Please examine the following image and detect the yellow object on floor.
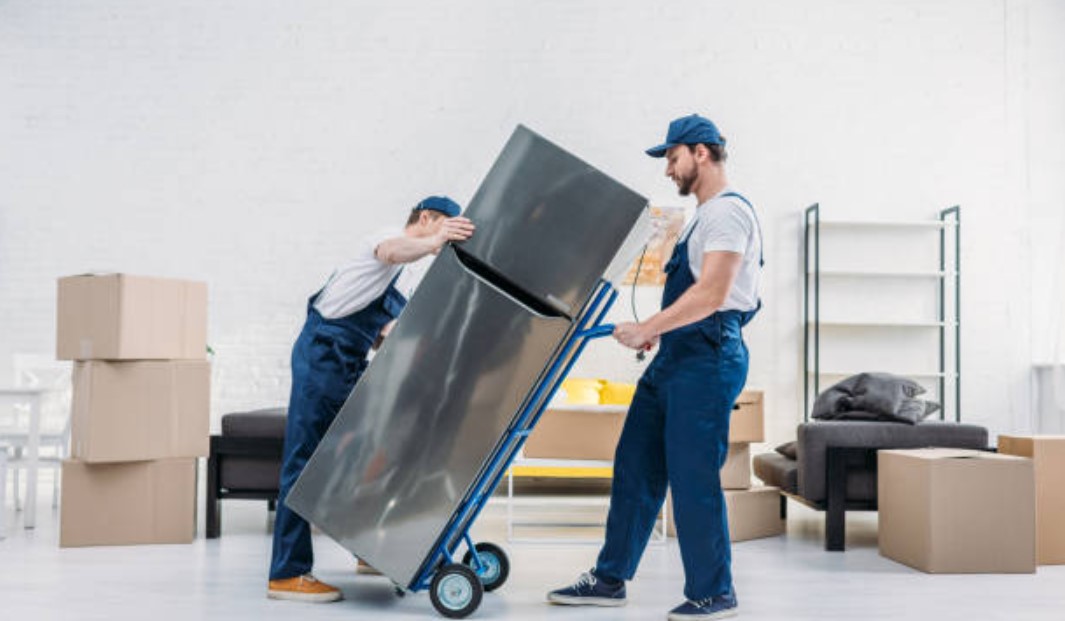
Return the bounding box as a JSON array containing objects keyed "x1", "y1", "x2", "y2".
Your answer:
[
  {"x1": 600, "y1": 381, "x2": 636, "y2": 405},
  {"x1": 560, "y1": 378, "x2": 603, "y2": 404}
]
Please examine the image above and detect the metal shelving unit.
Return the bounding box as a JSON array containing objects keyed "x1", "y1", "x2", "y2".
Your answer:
[{"x1": 803, "y1": 204, "x2": 961, "y2": 421}]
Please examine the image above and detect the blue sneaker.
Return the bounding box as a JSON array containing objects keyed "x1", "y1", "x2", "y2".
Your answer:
[
  {"x1": 546, "y1": 569, "x2": 627, "y2": 607},
  {"x1": 667, "y1": 588, "x2": 738, "y2": 620}
]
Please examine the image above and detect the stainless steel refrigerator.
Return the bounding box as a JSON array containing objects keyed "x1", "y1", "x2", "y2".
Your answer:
[{"x1": 286, "y1": 125, "x2": 648, "y2": 588}]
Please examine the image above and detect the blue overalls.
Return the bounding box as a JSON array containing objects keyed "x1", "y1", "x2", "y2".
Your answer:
[
  {"x1": 269, "y1": 276, "x2": 407, "y2": 580},
  {"x1": 596, "y1": 192, "x2": 761, "y2": 601}
]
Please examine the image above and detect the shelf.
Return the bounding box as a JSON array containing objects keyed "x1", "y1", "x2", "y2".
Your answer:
[
  {"x1": 818, "y1": 219, "x2": 956, "y2": 229},
  {"x1": 811, "y1": 269, "x2": 954, "y2": 278},
  {"x1": 812, "y1": 320, "x2": 953, "y2": 328},
  {"x1": 810, "y1": 370, "x2": 956, "y2": 379}
]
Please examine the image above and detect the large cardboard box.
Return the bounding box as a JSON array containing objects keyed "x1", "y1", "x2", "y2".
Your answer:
[
  {"x1": 70, "y1": 360, "x2": 210, "y2": 463},
  {"x1": 525, "y1": 390, "x2": 764, "y2": 460},
  {"x1": 878, "y1": 448, "x2": 1035, "y2": 573},
  {"x1": 997, "y1": 435, "x2": 1065, "y2": 564},
  {"x1": 60, "y1": 458, "x2": 197, "y2": 547},
  {"x1": 667, "y1": 486, "x2": 784, "y2": 541},
  {"x1": 523, "y1": 405, "x2": 626, "y2": 460},
  {"x1": 721, "y1": 443, "x2": 752, "y2": 490},
  {"x1": 57, "y1": 274, "x2": 207, "y2": 360},
  {"x1": 729, "y1": 390, "x2": 764, "y2": 443}
]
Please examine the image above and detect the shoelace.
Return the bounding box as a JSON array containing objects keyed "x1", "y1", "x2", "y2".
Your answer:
[
  {"x1": 690, "y1": 597, "x2": 714, "y2": 609},
  {"x1": 300, "y1": 574, "x2": 320, "y2": 585},
  {"x1": 574, "y1": 571, "x2": 598, "y2": 588}
]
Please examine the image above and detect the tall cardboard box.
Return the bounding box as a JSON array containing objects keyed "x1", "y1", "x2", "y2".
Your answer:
[
  {"x1": 60, "y1": 458, "x2": 197, "y2": 547},
  {"x1": 729, "y1": 390, "x2": 764, "y2": 443},
  {"x1": 57, "y1": 274, "x2": 207, "y2": 360},
  {"x1": 997, "y1": 435, "x2": 1065, "y2": 564},
  {"x1": 878, "y1": 448, "x2": 1035, "y2": 573},
  {"x1": 667, "y1": 486, "x2": 784, "y2": 542},
  {"x1": 70, "y1": 360, "x2": 210, "y2": 463},
  {"x1": 523, "y1": 405, "x2": 627, "y2": 460}
]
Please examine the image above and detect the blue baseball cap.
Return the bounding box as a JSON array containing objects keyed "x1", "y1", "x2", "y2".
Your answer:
[
  {"x1": 414, "y1": 195, "x2": 462, "y2": 218},
  {"x1": 645, "y1": 114, "x2": 726, "y2": 158}
]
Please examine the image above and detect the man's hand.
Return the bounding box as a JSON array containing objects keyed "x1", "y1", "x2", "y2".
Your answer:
[
  {"x1": 613, "y1": 322, "x2": 658, "y2": 351},
  {"x1": 433, "y1": 217, "x2": 476, "y2": 250}
]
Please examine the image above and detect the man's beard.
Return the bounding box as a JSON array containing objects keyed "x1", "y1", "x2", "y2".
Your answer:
[{"x1": 676, "y1": 168, "x2": 697, "y2": 196}]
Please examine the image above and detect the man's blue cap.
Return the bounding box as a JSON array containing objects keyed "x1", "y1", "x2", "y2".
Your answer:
[
  {"x1": 645, "y1": 114, "x2": 726, "y2": 158},
  {"x1": 414, "y1": 195, "x2": 462, "y2": 218}
]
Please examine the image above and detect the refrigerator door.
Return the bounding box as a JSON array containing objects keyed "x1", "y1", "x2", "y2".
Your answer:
[
  {"x1": 458, "y1": 125, "x2": 648, "y2": 317},
  {"x1": 285, "y1": 246, "x2": 573, "y2": 587}
]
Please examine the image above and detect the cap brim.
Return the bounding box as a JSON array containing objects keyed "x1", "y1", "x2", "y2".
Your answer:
[{"x1": 645, "y1": 142, "x2": 674, "y2": 158}]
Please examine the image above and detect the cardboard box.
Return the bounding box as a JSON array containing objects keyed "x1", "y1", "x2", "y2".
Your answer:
[
  {"x1": 878, "y1": 448, "x2": 1035, "y2": 573},
  {"x1": 667, "y1": 486, "x2": 784, "y2": 542},
  {"x1": 729, "y1": 390, "x2": 764, "y2": 443},
  {"x1": 57, "y1": 274, "x2": 207, "y2": 360},
  {"x1": 60, "y1": 458, "x2": 197, "y2": 547},
  {"x1": 721, "y1": 443, "x2": 752, "y2": 490},
  {"x1": 70, "y1": 360, "x2": 210, "y2": 463},
  {"x1": 523, "y1": 405, "x2": 626, "y2": 461},
  {"x1": 998, "y1": 435, "x2": 1065, "y2": 564},
  {"x1": 525, "y1": 390, "x2": 764, "y2": 461}
]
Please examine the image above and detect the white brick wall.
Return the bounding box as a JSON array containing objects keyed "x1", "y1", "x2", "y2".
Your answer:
[{"x1": 1, "y1": 0, "x2": 1063, "y2": 442}]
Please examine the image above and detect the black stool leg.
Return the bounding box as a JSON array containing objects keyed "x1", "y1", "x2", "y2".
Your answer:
[
  {"x1": 825, "y1": 447, "x2": 847, "y2": 551},
  {"x1": 206, "y1": 442, "x2": 221, "y2": 539}
]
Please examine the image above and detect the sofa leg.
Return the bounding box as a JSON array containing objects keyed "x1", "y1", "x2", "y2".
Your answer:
[
  {"x1": 779, "y1": 494, "x2": 788, "y2": 520},
  {"x1": 825, "y1": 447, "x2": 847, "y2": 551},
  {"x1": 268, "y1": 498, "x2": 277, "y2": 512},
  {"x1": 206, "y1": 450, "x2": 221, "y2": 539}
]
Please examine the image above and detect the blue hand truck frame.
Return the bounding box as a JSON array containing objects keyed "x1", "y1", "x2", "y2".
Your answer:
[{"x1": 401, "y1": 280, "x2": 621, "y2": 618}]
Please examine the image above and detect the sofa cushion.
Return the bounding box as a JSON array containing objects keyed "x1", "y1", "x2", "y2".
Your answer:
[
  {"x1": 221, "y1": 407, "x2": 287, "y2": 439},
  {"x1": 220, "y1": 458, "x2": 282, "y2": 492},
  {"x1": 797, "y1": 420, "x2": 988, "y2": 504},
  {"x1": 753, "y1": 452, "x2": 798, "y2": 494}
]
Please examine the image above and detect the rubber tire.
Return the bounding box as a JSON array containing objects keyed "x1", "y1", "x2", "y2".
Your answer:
[
  {"x1": 462, "y1": 542, "x2": 510, "y2": 592},
  {"x1": 429, "y1": 563, "x2": 483, "y2": 619}
]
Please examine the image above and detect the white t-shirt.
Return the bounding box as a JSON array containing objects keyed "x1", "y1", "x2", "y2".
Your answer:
[
  {"x1": 679, "y1": 188, "x2": 762, "y2": 312},
  {"x1": 313, "y1": 228, "x2": 432, "y2": 319}
]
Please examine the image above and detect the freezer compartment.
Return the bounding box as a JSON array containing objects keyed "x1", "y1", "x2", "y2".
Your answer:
[
  {"x1": 457, "y1": 125, "x2": 648, "y2": 316},
  {"x1": 285, "y1": 246, "x2": 573, "y2": 587}
]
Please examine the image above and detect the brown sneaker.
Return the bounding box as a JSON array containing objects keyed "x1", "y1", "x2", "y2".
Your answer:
[
  {"x1": 356, "y1": 558, "x2": 382, "y2": 576},
  {"x1": 267, "y1": 574, "x2": 342, "y2": 603}
]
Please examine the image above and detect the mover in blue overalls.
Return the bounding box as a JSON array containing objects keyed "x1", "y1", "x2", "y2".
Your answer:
[
  {"x1": 549, "y1": 114, "x2": 763, "y2": 621},
  {"x1": 267, "y1": 196, "x2": 474, "y2": 603}
]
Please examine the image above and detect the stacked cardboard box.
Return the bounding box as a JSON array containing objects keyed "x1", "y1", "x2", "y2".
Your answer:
[
  {"x1": 56, "y1": 274, "x2": 209, "y2": 547},
  {"x1": 878, "y1": 448, "x2": 1036, "y2": 573},
  {"x1": 666, "y1": 390, "x2": 784, "y2": 542},
  {"x1": 997, "y1": 436, "x2": 1065, "y2": 565}
]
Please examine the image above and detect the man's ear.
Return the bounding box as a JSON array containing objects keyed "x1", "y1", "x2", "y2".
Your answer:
[{"x1": 692, "y1": 143, "x2": 710, "y2": 163}]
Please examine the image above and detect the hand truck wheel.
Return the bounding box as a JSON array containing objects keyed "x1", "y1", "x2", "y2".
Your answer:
[
  {"x1": 429, "y1": 563, "x2": 483, "y2": 618},
  {"x1": 462, "y1": 542, "x2": 510, "y2": 592}
]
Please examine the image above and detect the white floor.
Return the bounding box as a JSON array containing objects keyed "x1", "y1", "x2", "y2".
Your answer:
[{"x1": 2, "y1": 490, "x2": 1064, "y2": 621}]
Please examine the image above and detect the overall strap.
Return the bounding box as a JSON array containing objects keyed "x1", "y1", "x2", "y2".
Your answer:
[{"x1": 719, "y1": 191, "x2": 765, "y2": 267}]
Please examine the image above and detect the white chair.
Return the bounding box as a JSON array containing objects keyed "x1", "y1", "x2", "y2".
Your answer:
[
  {"x1": 0, "y1": 356, "x2": 71, "y2": 526},
  {"x1": 0, "y1": 445, "x2": 8, "y2": 538}
]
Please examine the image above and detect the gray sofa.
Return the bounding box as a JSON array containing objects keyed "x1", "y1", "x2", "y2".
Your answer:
[
  {"x1": 753, "y1": 420, "x2": 988, "y2": 550},
  {"x1": 205, "y1": 407, "x2": 287, "y2": 538}
]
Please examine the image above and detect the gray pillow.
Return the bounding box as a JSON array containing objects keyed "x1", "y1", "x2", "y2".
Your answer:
[
  {"x1": 775, "y1": 441, "x2": 798, "y2": 460},
  {"x1": 896, "y1": 398, "x2": 941, "y2": 424}
]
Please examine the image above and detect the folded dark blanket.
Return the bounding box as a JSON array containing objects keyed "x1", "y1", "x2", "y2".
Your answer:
[{"x1": 812, "y1": 372, "x2": 939, "y2": 424}]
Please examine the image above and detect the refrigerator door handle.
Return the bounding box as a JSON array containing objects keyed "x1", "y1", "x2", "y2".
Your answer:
[{"x1": 451, "y1": 245, "x2": 572, "y2": 320}]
